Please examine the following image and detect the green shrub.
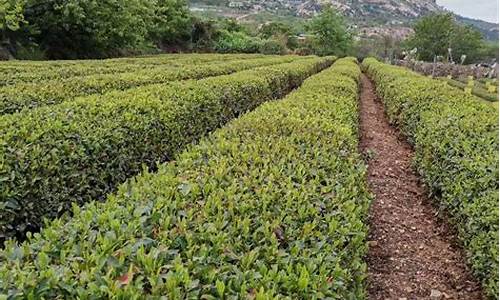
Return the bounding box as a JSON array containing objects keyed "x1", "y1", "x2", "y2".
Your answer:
[
  {"x1": 469, "y1": 87, "x2": 498, "y2": 103},
  {"x1": 0, "y1": 57, "x2": 334, "y2": 241},
  {"x1": 363, "y1": 57, "x2": 499, "y2": 299},
  {"x1": 295, "y1": 47, "x2": 314, "y2": 56},
  {"x1": 13, "y1": 44, "x2": 47, "y2": 61},
  {"x1": 214, "y1": 30, "x2": 263, "y2": 54},
  {"x1": 0, "y1": 56, "x2": 301, "y2": 114},
  {"x1": 0, "y1": 58, "x2": 370, "y2": 299},
  {"x1": 259, "y1": 39, "x2": 287, "y2": 55},
  {"x1": 444, "y1": 78, "x2": 498, "y2": 102}
]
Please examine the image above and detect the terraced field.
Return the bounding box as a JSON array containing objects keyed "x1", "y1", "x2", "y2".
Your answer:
[{"x1": 0, "y1": 54, "x2": 498, "y2": 299}]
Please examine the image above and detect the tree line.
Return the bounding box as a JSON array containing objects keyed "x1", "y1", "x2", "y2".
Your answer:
[
  {"x1": 0, "y1": 1, "x2": 497, "y2": 63},
  {"x1": 358, "y1": 13, "x2": 498, "y2": 64},
  {"x1": 0, "y1": 0, "x2": 353, "y2": 59},
  {"x1": 1, "y1": 0, "x2": 192, "y2": 59}
]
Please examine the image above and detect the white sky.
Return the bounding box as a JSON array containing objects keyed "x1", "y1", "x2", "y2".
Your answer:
[{"x1": 436, "y1": 0, "x2": 499, "y2": 23}]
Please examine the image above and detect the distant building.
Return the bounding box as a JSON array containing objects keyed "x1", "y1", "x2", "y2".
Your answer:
[{"x1": 228, "y1": 2, "x2": 244, "y2": 8}]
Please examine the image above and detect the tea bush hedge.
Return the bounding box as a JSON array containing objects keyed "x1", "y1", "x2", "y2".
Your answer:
[
  {"x1": 444, "y1": 78, "x2": 498, "y2": 103},
  {"x1": 0, "y1": 54, "x2": 267, "y2": 71},
  {"x1": 0, "y1": 58, "x2": 371, "y2": 299},
  {"x1": 0, "y1": 54, "x2": 271, "y2": 86},
  {"x1": 363, "y1": 58, "x2": 499, "y2": 299},
  {"x1": 0, "y1": 57, "x2": 333, "y2": 241},
  {"x1": 0, "y1": 56, "x2": 300, "y2": 114}
]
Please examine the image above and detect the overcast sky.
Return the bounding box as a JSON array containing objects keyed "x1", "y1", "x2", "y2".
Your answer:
[{"x1": 436, "y1": 0, "x2": 499, "y2": 23}]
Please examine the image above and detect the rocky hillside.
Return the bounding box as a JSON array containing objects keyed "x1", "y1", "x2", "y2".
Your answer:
[
  {"x1": 189, "y1": 0, "x2": 499, "y2": 40},
  {"x1": 304, "y1": 0, "x2": 441, "y2": 19}
]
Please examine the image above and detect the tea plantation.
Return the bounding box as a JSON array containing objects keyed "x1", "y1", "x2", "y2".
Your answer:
[{"x1": 0, "y1": 54, "x2": 498, "y2": 299}]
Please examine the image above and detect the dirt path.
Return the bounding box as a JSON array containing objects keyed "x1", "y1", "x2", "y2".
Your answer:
[{"x1": 358, "y1": 74, "x2": 484, "y2": 300}]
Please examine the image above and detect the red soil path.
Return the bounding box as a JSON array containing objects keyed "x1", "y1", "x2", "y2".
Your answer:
[{"x1": 358, "y1": 73, "x2": 484, "y2": 300}]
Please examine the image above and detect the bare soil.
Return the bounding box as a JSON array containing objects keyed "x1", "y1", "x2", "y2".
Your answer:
[{"x1": 358, "y1": 74, "x2": 484, "y2": 300}]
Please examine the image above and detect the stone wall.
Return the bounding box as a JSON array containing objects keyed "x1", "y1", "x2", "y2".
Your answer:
[{"x1": 394, "y1": 60, "x2": 499, "y2": 79}]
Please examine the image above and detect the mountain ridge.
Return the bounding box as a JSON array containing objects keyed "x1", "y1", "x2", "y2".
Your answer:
[{"x1": 189, "y1": 0, "x2": 499, "y2": 40}]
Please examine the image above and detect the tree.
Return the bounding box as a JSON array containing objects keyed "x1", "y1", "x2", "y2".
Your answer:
[
  {"x1": 20, "y1": 0, "x2": 156, "y2": 58},
  {"x1": 405, "y1": 13, "x2": 485, "y2": 63},
  {"x1": 1, "y1": 0, "x2": 193, "y2": 59},
  {"x1": 218, "y1": 18, "x2": 247, "y2": 33},
  {"x1": 307, "y1": 5, "x2": 353, "y2": 56},
  {"x1": 191, "y1": 18, "x2": 218, "y2": 51},
  {"x1": 214, "y1": 30, "x2": 261, "y2": 53},
  {"x1": 259, "y1": 22, "x2": 292, "y2": 39},
  {"x1": 478, "y1": 41, "x2": 499, "y2": 62},
  {"x1": 258, "y1": 21, "x2": 298, "y2": 50},
  {"x1": 354, "y1": 35, "x2": 403, "y2": 61},
  {"x1": 451, "y1": 24, "x2": 484, "y2": 63},
  {"x1": 0, "y1": 0, "x2": 26, "y2": 57},
  {"x1": 150, "y1": 0, "x2": 192, "y2": 47},
  {"x1": 259, "y1": 38, "x2": 287, "y2": 55},
  {"x1": 0, "y1": 0, "x2": 26, "y2": 32}
]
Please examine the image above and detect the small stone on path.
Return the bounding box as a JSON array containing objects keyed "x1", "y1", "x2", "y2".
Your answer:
[{"x1": 430, "y1": 289, "x2": 442, "y2": 299}]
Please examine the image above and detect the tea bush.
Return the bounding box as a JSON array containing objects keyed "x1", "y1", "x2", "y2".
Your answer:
[
  {"x1": 0, "y1": 57, "x2": 333, "y2": 241},
  {"x1": 0, "y1": 54, "x2": 270, "y2": 86},
  {"x1": 443, "y1": 78, "x2": 498, "y2": 103},
  {"x1": 0, "y1": 58, "x2": 371, "y2": 299},
  {"x1": 0, "y1": 56, "x2": 301, "y2": 114},
  {"x1": 363, "y1": 58, "x2": 499, "y2": 299}
]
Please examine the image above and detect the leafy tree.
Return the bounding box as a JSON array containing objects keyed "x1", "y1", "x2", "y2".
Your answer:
[
  {"x1": 218, "y1": 18, "x2": 247, "y2": 33},
  {"x1": 1, "y1": 0, "x2": 194, "y2": 59},
  {"x1": 0, "y1": 0, "x2": 42, "y2": 59},
  {"x1": 354, "y1": 35, "x2": 403, "y2": 61},
  {"x1": 0, "y1": 0, "x2": 26, "y2": 32},
  {"x1": 191, "y1": 18, "x2": 218, "y2": 51},
  {"x1": 307, "y1": 5, "x2": 353, "y2": 56},
  {"x1": 404, "y1": 13, "x2": 457, "y2": 61},
  {"x1": 214, "y1": 30, "x2": 262, "y2": 53},
  {"x1": 259, "y1": 22, "x2": 291, "y2": 39},
  {"x1": 191, "y1": 17, "x2": 261, "y2": 53},
  {"x1": 478, "y1": 41, "x2": 499, "y2": 62},
  {"x1": 405, "y1": 13, "x2": 485, "y2": 63},
  {"x1": 150, "y1": 0, "x2": 192, "y2": 47},
  {"x1": 451, "y1": 24, "x2": 484, "y2": 63},
  {"x1": 259, "y1": 21, "x2": 298, "y2": 50},
  {"x1": 17, "y1": 0, "x2": 153, "y2": 58},
  {"x1": 259, "y1": 38, "x2": 287, "y2": 55}
]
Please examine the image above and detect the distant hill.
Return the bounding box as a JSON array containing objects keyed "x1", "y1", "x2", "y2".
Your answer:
[
  {"x1": 456, "y1": 16, "x2": 499, "y2": 41},
  {"x1": 189, "y1": 0, "x2": 499, "y2": 41}
]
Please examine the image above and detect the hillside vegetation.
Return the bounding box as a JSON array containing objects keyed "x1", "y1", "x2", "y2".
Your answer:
[{"x1": 1, "y1": 0, "x2": 498, "y2": 62}]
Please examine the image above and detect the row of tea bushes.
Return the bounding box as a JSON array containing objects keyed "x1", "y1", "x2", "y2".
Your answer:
[
  {"x1": 0, "y1": 58, "x2": 372, "y2": 299},
  {"x1": 0, "y1": 54, "x2": 273, "y2": 86},
  {"x1": 442, "y1": 78, "x2": 498, "y2": 103},
  {"x1": 363, "y1": 58, "x2": 499, "y2": 299},
  {"x1": 0, "y1": 57, "x2": 333, "y2": 241},
  {"x1": 0, "y1": 53, "x2": 269, "y2": 71},
  {"x1": 0, "y1": 56, "x2": 300, "y2": 114},
  {"x1": 0, "y1": 53, "x2": 196, "y2": 76}
]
